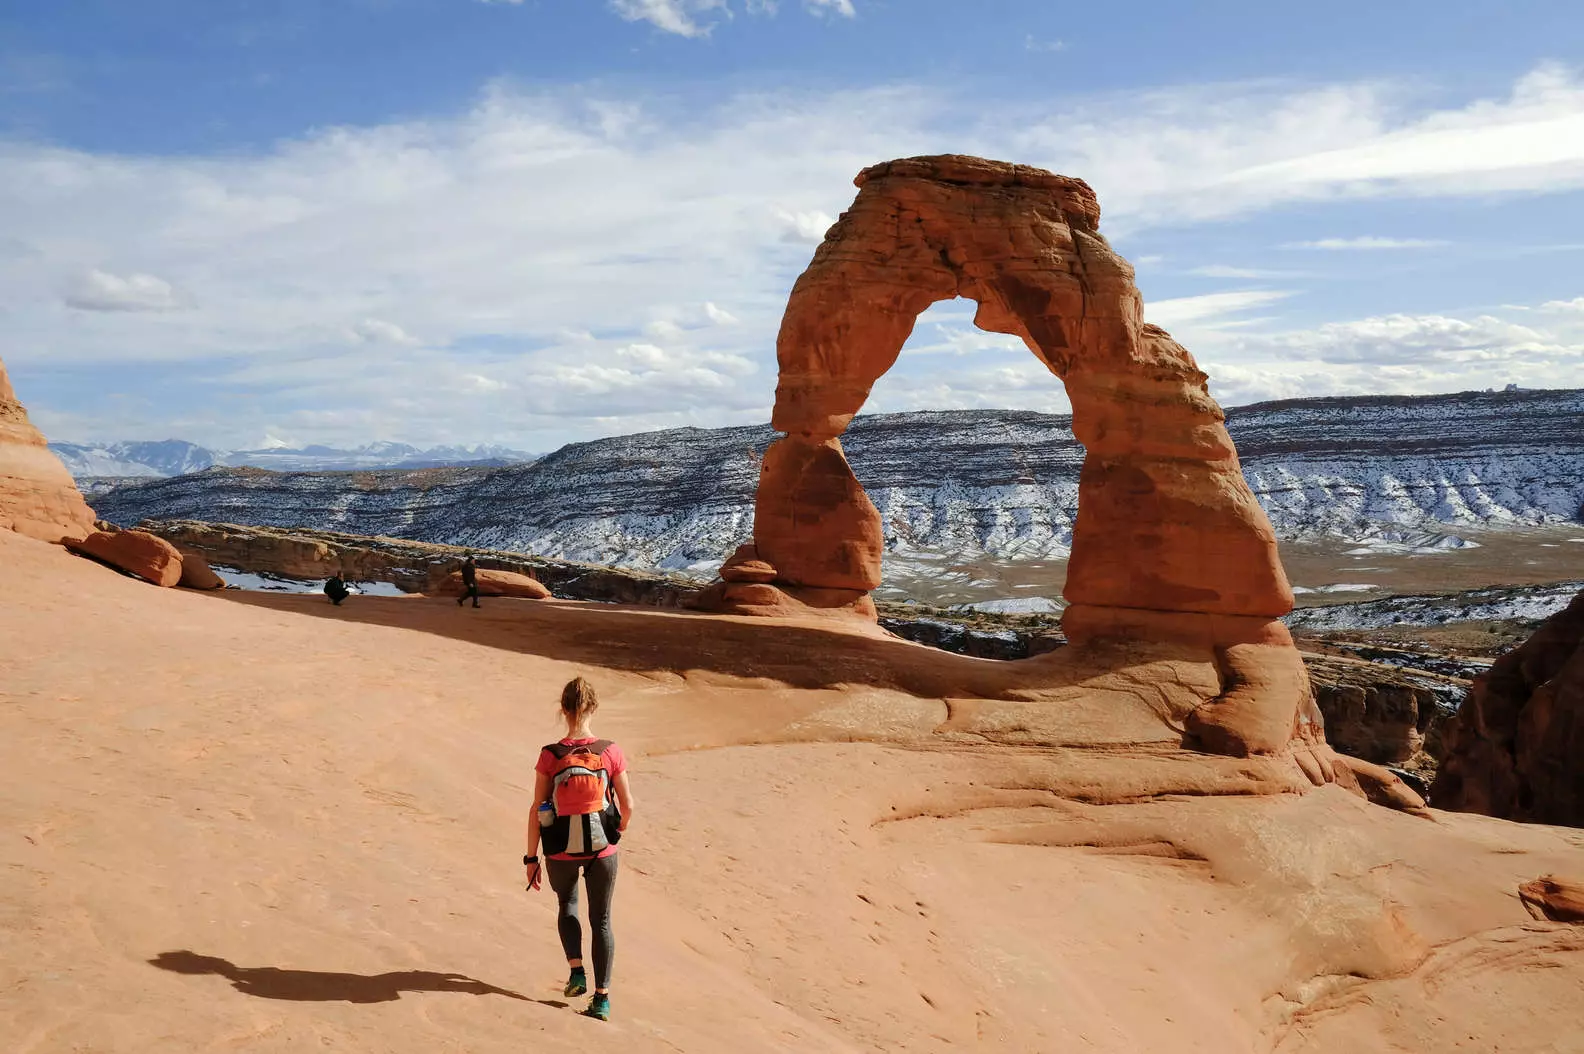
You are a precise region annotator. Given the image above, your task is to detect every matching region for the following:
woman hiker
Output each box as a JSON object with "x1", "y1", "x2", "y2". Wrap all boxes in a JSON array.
[{"x1": 524, "y1": 677, "x2": 633, "y2": 1021}]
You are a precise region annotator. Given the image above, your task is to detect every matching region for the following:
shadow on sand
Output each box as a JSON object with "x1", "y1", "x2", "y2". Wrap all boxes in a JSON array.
[
  {"x1": 214, "y1": 589, "x2": 1100, "y2": 701},
  {"x1": 148, "y1": 950, "x2": 559, "y2": 1006}
]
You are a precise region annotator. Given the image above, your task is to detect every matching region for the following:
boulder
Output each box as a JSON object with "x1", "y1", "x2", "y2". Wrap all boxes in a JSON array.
[
  {"x1": 434, "y1": 568, "x2": 551, "y2": 600},
  {"x1": 66, "y1": 530, "x2": 183, "y2": 587},
  {"x1": 177, "y1": 552, "x2": 226, "y2": 591},
  {"x1": 0, "y1": 355, "x2": 96, "y2": 543},
  {"x1": 1431, "y1": 590, "x2": 1584, "y2": 827},
  {"x1": 1519, "y1": 876, "x2": 1584, "y2": 923}
]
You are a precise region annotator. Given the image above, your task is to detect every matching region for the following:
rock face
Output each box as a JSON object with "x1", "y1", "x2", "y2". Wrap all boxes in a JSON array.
[
  {"x1": 700, "y1": 154, "x2": 1313, "y2": 761},
  {"x1": 432, "y1": 568, "x2": 550, "y2": 600},
  {"x1": 0, "y1": 355, "x2": 96, "y2": 543},
  {"x1": 1304, "y1": 654, "x2": 1456, "y2": 765},
  {"x1": 66, "y1": 530, "x2": 183, "y2": 587},
  {"x1": 1431, "y1": 590, "x2": 1584, "y2": 826}
]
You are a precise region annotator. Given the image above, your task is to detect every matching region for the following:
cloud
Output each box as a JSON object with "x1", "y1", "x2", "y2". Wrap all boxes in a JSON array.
[
  {"x1": 1541, "y1": 296, "x2": 1584, "y2": 312},
  {"x1": 64, "y1": 269, "x2": 183, "y2": 312},
  {"x1": 1285, "y1": 237, "x2": 1448, "y2": 250},
  {"x1": 608, "y1": 0, "x2": 724, "y2": 37},
  {"x1": 806, "y1": 0, "x2": 855, "y2": 16},
  {"x1": 772, "y1": 207, "x2": 836, "y2": 244},
  {"x1": 1146, "y1": 290, "x2": 1291, "y2": 328},
  {"x1": 8, "y1": 65, "x2": 1584, "y2": 448},
  {"x1": 704, "y1": 301, "x2": 738, "y2": 324},
  {"x1": 347, "y1": 318, "x2": 420, "y2": 345},
  {"x1": 1024, "y1": 35, "x2": 1066, "y2": 53}
]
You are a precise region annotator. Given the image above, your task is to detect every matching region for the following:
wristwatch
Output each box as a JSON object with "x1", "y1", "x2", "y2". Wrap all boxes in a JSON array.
[{"x1": 523, "y1": 854, "x2": 539, "y2": 865}]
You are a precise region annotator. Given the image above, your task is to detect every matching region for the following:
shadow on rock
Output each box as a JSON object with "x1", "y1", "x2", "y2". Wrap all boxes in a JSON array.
[{"x1": 148, "y1": 950, "x2": 549, "y2": 1005}]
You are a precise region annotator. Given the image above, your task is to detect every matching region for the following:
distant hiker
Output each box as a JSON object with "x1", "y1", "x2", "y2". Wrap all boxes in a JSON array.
[
  {"x1": 323, "y1": 574, "x2": 350, "y2": 606},
  {"x1": 523, "y1": 677, "x2": 633, "y2": 1022},
  {"x1": 457, "y1": 555, "x2": 480, "y2": 608}
]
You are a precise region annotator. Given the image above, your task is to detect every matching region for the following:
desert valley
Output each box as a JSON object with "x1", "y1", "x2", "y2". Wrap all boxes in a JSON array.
[{"x1": 4, "y1": 149, "x2": 1584, "y2": 1054}]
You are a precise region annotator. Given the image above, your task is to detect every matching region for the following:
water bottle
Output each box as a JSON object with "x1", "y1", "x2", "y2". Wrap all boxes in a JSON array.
[{"x1": 537, "y1": 800, "x2": 555, "y2": 828}]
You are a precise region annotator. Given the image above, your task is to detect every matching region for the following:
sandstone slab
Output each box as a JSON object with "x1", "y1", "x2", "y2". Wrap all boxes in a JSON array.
[
  {"x1": 66, "y1": 529, "x2": 183, "y2": 587},
  {"x1": 434, "y1": 568, "x2": 551, "y2": 600}
]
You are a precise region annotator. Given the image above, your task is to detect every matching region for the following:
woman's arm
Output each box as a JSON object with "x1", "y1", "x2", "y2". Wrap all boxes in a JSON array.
[
  {"x1": 527, "y1": 771, "x2": 552, "y2": 858},
  {"x1": 612, "y1": 770, "x2": 634, "y2": 832}
]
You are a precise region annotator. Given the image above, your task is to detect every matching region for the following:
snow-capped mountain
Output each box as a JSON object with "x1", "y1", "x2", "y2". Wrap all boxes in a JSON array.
[
  {"x1": 51, "y1": 439, "x2": 535, "y2": 477},
  {"x1": 90, "y1": 388, "x2": 1584, "y2": 578}
]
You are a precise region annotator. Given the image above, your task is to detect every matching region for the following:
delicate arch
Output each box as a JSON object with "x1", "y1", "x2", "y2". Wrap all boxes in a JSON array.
[{"x1": 730, "y1": 155, "x2": 1292, "y2": 634}]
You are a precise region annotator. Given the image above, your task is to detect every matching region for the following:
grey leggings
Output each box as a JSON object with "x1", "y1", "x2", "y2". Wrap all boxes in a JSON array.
[{"x1": 546, "y1": 854, "x2": 618, "y2": 989}]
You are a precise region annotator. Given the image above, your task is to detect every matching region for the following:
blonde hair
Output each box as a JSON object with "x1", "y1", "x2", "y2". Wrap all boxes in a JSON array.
[{"x1": 560, "y1": 677, "x2": 599, "y2": 723}]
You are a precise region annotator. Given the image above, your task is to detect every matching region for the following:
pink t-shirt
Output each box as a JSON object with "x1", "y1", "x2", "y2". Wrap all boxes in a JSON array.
[{"x1": 536, "y1": 738, "x2": 626, "y2": 860}]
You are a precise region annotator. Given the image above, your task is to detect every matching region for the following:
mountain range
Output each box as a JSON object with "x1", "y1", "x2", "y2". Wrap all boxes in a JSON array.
[
  {"x1": 88, "y1": 388, "x2": 1584, "y2": 586},
  {"x1": 50, "y1": 439, "x2": 536, "y2": 478}
]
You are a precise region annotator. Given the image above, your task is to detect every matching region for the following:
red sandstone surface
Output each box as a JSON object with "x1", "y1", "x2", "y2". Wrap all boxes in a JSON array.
[
  {"x1": 432, "y1": 568, "x2": 552, "y2": 600},
  {"x1": 5, "y1": 529, "x2": 1584, "y2": 1052},
  {"x1": 0, "y1": 355, "x2": 95, "y2": 544},
  {"x1": 65, "y1": 528, "x2": 185, "y2": 588}
]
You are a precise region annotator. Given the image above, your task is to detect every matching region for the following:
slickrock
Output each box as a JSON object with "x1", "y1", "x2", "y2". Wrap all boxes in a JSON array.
[
  {"x1": 1519, "y1": 875, "x2": 1584, "y2": 923},
  {"x1": 717, "y1": 543, "x2": 777, "y2": 584},
  {"x1": 0, "y1": 355, "x2": 96, "y2": 543},
  {"x1": 1432, "y1": 590, "x2": 1584, "y2": 826},
  {"x1": 433, "y1": 568, "x2": 550, "y2": 600},
  {"x1": 66, "y1": 529, "x2": 184, "y2": 587}
]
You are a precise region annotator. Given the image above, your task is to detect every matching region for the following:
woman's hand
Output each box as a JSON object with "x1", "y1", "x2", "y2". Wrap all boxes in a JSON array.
[{"x1": 525, "y1": 860, "x2": 542, "y2": 891}]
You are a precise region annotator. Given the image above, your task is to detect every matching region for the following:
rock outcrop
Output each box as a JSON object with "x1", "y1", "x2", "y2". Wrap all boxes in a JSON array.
[
  {"x1": 0, "y1": 355, "x2": 96, "y2": 543},
  {"x1": 703, "y1": 154, "x2": 1318, "y2": 765},
  {"x1": 66, "y1": 529, "x2": 184, "y2": 587},
  {"x1": 176, "y1": 552, "x2": 226, "y2": 591},
  {"x1": 432, "y1": 568, "x2": 550, "y2": 600},
  {"x1": 1520, "y1": 875, "x2": 1584, "y2": 923},
  {"x1": 1304, "y1": 653, "x2": 1454, "y2": 765},
  {"x1": 1431, "y1": 590, "x2": 1584, "y2": 826}
]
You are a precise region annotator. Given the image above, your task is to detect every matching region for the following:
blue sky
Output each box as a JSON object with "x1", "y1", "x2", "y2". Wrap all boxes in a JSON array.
[{"x1": 4, "y1": 0, "x2": 1583, "y2": 451}]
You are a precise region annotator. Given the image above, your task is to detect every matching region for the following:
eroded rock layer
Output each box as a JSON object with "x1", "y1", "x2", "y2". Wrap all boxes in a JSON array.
[
  {"x1": 1432, "y1": 590, "x2": 1584, "y2": 827},
  {"x1": 0, "y1": 356, "x2": 95, "y2": 543}
]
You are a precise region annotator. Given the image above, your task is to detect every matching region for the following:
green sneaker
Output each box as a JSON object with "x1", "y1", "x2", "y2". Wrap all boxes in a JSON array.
[
  {"x1": 563, "y1": 968, "x2": 587, "y2": 998},
  {"x1": 583, "y1": 994, "x2": 611, "y2": 1021}
]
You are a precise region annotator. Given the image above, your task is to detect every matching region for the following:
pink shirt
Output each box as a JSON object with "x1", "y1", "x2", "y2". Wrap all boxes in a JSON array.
[{"x1": 536, "y1": 738, "x2": 626, "y2": 860}]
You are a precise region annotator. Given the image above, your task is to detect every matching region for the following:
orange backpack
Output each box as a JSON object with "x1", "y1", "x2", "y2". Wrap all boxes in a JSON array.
[{"x1": 540, "y1": 740, "x2": 621, "y2": 857}]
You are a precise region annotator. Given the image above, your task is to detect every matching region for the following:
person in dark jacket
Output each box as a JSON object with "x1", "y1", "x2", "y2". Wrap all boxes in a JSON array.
[
  {"x1": 324, "y1": 573, "x2": 350, "y2": 606},
  {"x1": 457, "y1": 555, "x2": 480, "y2": 608}
]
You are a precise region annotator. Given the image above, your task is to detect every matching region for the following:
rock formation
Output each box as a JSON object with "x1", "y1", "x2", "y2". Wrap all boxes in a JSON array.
[
  {"x1": 66, "y1": 529, "x2": 184, "y2": 587},
  {"x1": 1305, "y1": 653, "x2": 1450, "y2": 765},
  {"x1": 704, "y1": 155, "x2": 1318, "y2": 763},
  {"x1": 432, "y1": 568, "x2": 550, "y2": 600},
  {"x1": 1431, "y1": 590, "x2": 1584, "y2": 826},
  {"x1": 1519, "y1": 875, "x2": 1584, "y2": 923},
  {"x1": 0, "y1": 354, "x2": 96, "y2": 543},
  {"x1": 176, "y1": 552, "x2": 226, "y2": 591}
]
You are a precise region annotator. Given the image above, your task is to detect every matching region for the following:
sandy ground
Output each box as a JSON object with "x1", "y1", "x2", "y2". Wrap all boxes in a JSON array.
[{"x1": 4, "y1": 530, "x2": 1584, "y2": 1052}]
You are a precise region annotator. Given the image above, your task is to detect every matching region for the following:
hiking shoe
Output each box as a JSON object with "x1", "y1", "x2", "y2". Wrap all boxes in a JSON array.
[
  {"x1": 563, "y1": 969, "x2": 587, "y2": 997},
  {"x1": 583, "y1": 994, "x2": 610, "y2": 1021}
]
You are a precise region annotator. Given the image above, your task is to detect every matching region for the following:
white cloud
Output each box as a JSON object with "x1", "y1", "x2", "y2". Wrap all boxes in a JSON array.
[
  {"x1": 1146, "y1": 290, "x2": 1291, "y2": 328},
  {"x1": 772, "y1": 207, "x2": 835, "y2": 244},
  {"x1": 806, "y1": 0, "x2": 855, "y2": 16},
  {"x1": 1286, "y1": 237, "x2": 1448, "y2": 250},
  {"x1": 64, "y1": 269, "x2": 182, "y2": 312},
  {"x1": 1024, "y1": 35, "x2": 1066, "y2": 53},
  {"x1": 9, "y1": 65, "x2": 1584, "y2": 448},
  {"x1": 704, "y1": 301, "x2": 738, "y2": 324},
  {"x1": 608, "y1": 0, "x2": 724, "y2": 37},
  {"x1": 1541, "y1": 296, "x2": 1584, "y2": 312},
  {"x1": 347, "y1": 318, "x2": 420, "y2": 345}
]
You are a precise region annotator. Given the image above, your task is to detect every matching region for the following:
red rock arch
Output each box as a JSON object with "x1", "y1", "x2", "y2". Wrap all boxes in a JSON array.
[
  {"x1": 705, "y1": 155, "x2": 1316, "y2": 759},
  {"x1": 725, "y1": 156, "x2": 1292, "y2": 627}
]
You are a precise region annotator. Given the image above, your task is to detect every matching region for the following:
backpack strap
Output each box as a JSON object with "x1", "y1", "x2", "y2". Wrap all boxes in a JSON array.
[{"x1": 544, "y1": 739, "x2": 614, "y2": 760}]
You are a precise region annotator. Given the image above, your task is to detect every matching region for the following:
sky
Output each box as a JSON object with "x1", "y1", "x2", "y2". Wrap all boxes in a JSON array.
[{"x1": 3, "y1": 0, "x2": 1583, "y2": 452}]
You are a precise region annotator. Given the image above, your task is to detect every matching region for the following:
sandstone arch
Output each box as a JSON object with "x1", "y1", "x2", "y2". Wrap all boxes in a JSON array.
[{"x1": 710, "y1": 155, "x2": 1315, "y2": 759}]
